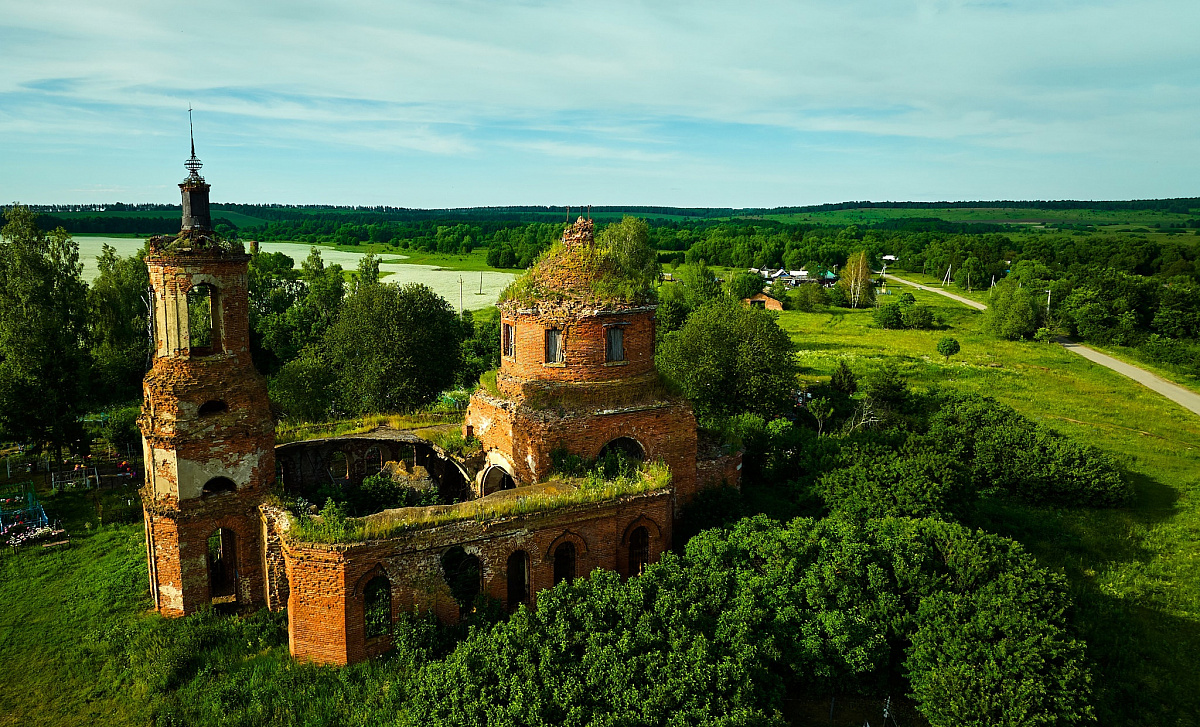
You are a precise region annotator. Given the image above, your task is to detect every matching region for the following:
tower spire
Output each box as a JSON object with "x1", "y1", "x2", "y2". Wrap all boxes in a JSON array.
[{"x1": 184, "y1": 106, "x2": 203, "y2": 179}]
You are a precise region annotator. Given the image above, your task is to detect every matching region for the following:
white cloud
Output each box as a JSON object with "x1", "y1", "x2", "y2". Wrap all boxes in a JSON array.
[{"x1": 1, "y1": 0, "x2": 1198, "y2": 203}]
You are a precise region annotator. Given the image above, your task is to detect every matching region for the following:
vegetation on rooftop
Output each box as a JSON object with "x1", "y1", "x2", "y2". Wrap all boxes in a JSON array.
[
  {"x1": 498, "y1": 216, "x2": 660, "y2": 307},
  {"x1": 291, "y1": 459, "x2": 671, "y2": 544}
]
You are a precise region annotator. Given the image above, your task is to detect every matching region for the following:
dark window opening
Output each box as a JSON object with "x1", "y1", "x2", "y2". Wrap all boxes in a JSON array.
[
  {"x1": 483, "y1": 465, "x2": 515, "y2": 494},
  {"x1": 553, "y1": 542, "x2": 576, "y2": 585},
  {"x1": 628, "y1": 526, "x2": 650, "y2": 576},
  {"x1": 187, "y1": 284, "x2": 220, "y2": 354},
  {"x1": 198, "y1": 399, "x2": 228, "y2": 417},
  {"x1": 202, "y1": 476, "x2": 237, "y2": 496},
  {"x1": 363, "y1": 574, "x2": 392, "y2": 639},
  {"x1": 441, "y1": 546, "x2": 481, "y2": 613},
  {"x1": 207, "y1": 528, "x2": 238, "y2": 600},
  {"x1": 507, "y1": 550, "x2": 530, "y2": 611},
  {"x1": 502, "y1": 322, "x2": 515, "y2": 358},
  {"x1": 328, "y1": 451, "x2": 349, "y2": 483},
  {"x1": 545, "y1": 327, "x2": 563, "y2": 363},
  {"x1": 364, "y1": 447, "x2": 384, "y2": 476},
  {"x1": 605, "y1": 326, "x2": 625, "y2": 362}
]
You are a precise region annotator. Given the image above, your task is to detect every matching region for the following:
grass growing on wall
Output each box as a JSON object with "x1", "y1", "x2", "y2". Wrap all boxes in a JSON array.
[{"x1": 293, "y1": 460, "x2": 673, "y2": 544}]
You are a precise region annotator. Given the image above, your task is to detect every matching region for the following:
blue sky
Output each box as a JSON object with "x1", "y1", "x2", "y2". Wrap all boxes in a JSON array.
[{"x1": 1, "y1": 0, "x2": 1197, "y2": 207}]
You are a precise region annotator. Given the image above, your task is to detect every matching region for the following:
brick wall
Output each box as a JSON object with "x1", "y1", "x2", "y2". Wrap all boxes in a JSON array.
[
  {"x1": 284, "y1": 489, "x2": 674, "y2": 665},
  {"x1": 144, "y1": 490, "x2": 266, "y2": 616},
  {"x1": 499, "y1": 308, "x2": 656, "y2": 385}
]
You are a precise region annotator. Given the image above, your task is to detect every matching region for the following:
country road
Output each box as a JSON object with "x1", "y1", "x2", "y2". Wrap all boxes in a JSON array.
[{"x1": 883, "y1": 273, "x2": 1200, "y2": 417}]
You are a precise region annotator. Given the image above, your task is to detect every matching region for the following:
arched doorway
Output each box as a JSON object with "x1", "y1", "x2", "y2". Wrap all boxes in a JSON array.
[
  {"x1": 628, "y1": 526, "x2": 650, "y2": 577},
  {"x1": 553, "y1": 542, "x2": 575, "y2": 585},
  {"x1": 363, "y1": 573, "x2": 391, "y2": 639},
  {"x1": 207, "y1": 528, "x2": 238, "y2": 602},
  {"x1": 441, "y1": 546, "x2": 481, "y2": 613},
  {"x1": 482, "y1": 465, "x2": 515, "y2": 494},
  {"x1": 598, "y1": 437, "x2": 644, "y2": 477},
  {"x1": 507, "y1": 550, "x2": 530, "y2": 611}
]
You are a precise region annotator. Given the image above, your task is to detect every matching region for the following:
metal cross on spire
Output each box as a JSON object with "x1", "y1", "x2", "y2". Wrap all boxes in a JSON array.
[{"x1": 184, "y1": 106, "x2": 203, "y2": 177}]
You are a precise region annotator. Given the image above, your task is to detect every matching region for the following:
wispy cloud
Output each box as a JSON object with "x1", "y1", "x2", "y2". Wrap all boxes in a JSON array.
[{"x1": 1, "y1": 0, "x2": 1197, "y2": 205}]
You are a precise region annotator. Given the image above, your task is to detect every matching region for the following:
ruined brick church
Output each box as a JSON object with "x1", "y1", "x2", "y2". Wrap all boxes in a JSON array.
[{"x1": 139, "y1": 148, "x2": 739, "y2": 665}]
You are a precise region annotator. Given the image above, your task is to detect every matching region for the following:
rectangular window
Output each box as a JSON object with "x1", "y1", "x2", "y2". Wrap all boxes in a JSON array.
[
  {"x1": 605, "y1": 326, "x2": 625, "y2": 362},
  {"x1": 545, "y1": 327, "x2": 563, "y2": 363},
  {"x1": 502, "y1": 323, "x2": 514, "y2": 358}
]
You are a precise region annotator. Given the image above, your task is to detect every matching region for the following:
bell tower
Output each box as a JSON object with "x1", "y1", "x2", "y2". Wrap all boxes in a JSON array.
[{"x1": 139, "y1": 128, "x2": 274, "y2": 616}]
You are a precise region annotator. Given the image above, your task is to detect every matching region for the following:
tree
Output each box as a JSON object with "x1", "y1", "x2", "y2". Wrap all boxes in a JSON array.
[
  {"x1": 88, "y1": 242, "x2": 150, "y2": 404},
  {"x1": 987, "y1": 279, "x2": 1042, "y2": 340},
  {"x1": 808, "y1": 396, "x2": 834, "y2": 435},
  {"x1": 355, "y1": 252, "x2": 381, "y2": 289},
  {"x1": 724, "y1": 270, "x2": 766, "y2": 300},
  {"x1": 937, "y1": 337, "x2": 961, "y2": 362},
  {"x1": 954, "y1": 255, "x2": 985, "y2": 291},
  {"x1": 838, "y1": 250, "x2": 874, "y2": 308},
  {"x1": 831, "y1": 360, "x2": 857, "y2": 396},
  {"x1": 789, "y1": 283, "x2": 828, "y2": 312},
  {"x1": 656, "y1": 299, "x2": 798, "y2": 419},
  {"x1": 0, "y1": 206, "x2": 91, "y2": 464},
  {"x1": 322, "y1": 282, "x2": 463, "y2": 414}
]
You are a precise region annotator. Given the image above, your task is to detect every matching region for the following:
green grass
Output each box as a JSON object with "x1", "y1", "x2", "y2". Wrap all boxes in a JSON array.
[
  {"x1": 0, "y1": 488, "x2": 151, "y2": 726},
  {"x1": 780, "y1": 284, "x2": 1200, "y2": 724},
  {"x1": 275, "y1": 411, "x2": 463, "y2": 444}
]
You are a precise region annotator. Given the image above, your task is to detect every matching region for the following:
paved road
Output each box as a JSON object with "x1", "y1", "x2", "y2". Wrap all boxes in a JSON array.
[{"x1": 884, "y1": 273, "x2": 1200, "y2": 416}]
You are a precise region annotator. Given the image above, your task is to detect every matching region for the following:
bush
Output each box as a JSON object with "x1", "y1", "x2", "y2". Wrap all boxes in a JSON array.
[
  {"x1": 937, "y1": 337, "x2": 961, "y2": 362},
  {"x1": 826, "y1": 284, "x2": 850, "y2": 307},
  {"x1": 927, "y1": 393, "x2": 1130, "y2": 507},
  {"x1": 900, "y1": 304, "x2": 934, "y2": 329},
  {"x1": 874, "y1": 302, "x2": 904, "y2": 329},
  {"x1": 817, "y1": 443, "x2": 972, "y2": 520},
  {"x1": 789, "y1": 284, "x2": 828, "y2": 312}
]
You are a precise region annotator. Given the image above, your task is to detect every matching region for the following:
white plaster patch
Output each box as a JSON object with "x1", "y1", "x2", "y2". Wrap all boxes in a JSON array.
[
  {"x1": 159, "y1": 583, "x2": 183, "y2": 611},
  {"x1": 177, "y1": 449, "x2": 262, "y2": 500}
]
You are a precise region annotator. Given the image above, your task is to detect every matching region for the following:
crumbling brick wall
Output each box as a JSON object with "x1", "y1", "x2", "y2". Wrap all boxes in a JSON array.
[{"x1": 284, "y1": 489, "x2": 673, "y2": 665}]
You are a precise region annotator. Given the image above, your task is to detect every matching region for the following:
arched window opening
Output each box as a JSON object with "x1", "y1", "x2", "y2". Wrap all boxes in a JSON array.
[
  {"x1": 328, "y1": 450, "x2": 349, "y2": 483},
  {"x1": 598, "y1": 437, "x2": 644, "y2": 478},
  {"x1": 482, "y1": 465, "x2": 515, "y2": 494},
  {"x1": 628, "y1": 526, "x2": 650, "y2": 577},
  {"x1": 198, "y1": 399, "x2": 228, "y2": 417},
  {"x1": 363, "y1": 447, "x2": 384, "y2": 477},
  {"x1": 202, "y1": 476, "x2": 236, "y2": 497},
  {"x1": 187, "y1": 284, "x2": 220, "y2": 355},
  {"x1": 441, "y1": 546, "x2": 481, "y2": 612},
  {"x1": 207, "y1": 528, "x2": 238, "y2": 601},
  {"x1": 553, "y1": 542, "x2": 576, "y2": 586},
  {"x1": 363, "y1": 574, "x2": 392, "y2": 640},
  {"x1": 507, "y1": 550, "x2": 530, "y2": 611}
]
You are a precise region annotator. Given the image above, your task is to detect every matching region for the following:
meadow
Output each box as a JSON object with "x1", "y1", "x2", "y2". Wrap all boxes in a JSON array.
[{"x1": 780, "y1": 284, "x2": 1200, "y2": 725}]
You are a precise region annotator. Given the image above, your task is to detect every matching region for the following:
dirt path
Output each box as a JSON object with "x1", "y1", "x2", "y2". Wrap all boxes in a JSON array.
[
  {"x1": 884, "y1": 273, "x2": 1200, "y2": 417},
  {"x1": 882, "y1": 273, "x2": 987, "y2": 310}
]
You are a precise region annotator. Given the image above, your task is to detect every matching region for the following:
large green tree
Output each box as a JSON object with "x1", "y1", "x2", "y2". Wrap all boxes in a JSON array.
[
  {"x1": 88, "y1": 242, "x2": 150, "y2": 405},
  {"x1": 298, "y1": 282, "x2": 462, "y2": 415},
  {"x1": 657, "y1": 299, "x2": 798, "y2": 419},
  {"x1": 0, "y1": 206, "x2": 92, "y2": 460}
]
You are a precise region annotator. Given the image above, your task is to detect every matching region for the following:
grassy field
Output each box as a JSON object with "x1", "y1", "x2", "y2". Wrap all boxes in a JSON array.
[{"x1": 780, "y1": 284, "x2": 1200, "y2": 725}]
